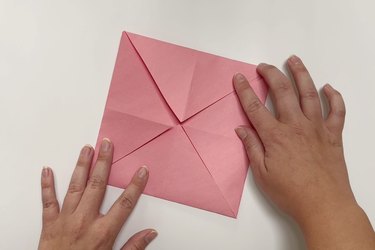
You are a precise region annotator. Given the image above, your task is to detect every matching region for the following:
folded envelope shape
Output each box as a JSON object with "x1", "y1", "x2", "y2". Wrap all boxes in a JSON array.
[{"x1": 95, "y1": 31, "x2": 268, "y2": 217}]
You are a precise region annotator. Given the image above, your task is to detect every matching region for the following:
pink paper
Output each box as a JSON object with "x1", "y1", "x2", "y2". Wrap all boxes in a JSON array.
[{"x1": 95, "y1": 32, "x2": 268, "y2": 217}]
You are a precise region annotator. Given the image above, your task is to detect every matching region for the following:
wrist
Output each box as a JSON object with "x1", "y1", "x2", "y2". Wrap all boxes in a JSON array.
[
  {"x1": 295, "y1": 199, "x2": 375, "y2": 249},
  {"x1": 295, "y1": 198, "x2": 359, "y2": 232}
]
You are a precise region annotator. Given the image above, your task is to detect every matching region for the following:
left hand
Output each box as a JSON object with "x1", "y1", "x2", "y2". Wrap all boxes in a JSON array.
[{"x1": 38, "y1": 138, "x2": 157, "y2": 250}]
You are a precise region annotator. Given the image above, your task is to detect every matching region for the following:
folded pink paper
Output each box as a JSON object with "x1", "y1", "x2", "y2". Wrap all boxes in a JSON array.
[{"x1": 95, "y1": 31, "x2": 268, "y2": 217}]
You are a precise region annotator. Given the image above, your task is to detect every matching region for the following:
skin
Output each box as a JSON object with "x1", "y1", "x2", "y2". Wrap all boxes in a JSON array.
[
  {"x1": 39, "y1": 55, "x2": 375, "y2": 249},
  {"x1": 233, "y1": 55, "x2": 375, "y2": 249},
  {"x1": 38, "y1": 139, "x2": 157, "y2": 250}
]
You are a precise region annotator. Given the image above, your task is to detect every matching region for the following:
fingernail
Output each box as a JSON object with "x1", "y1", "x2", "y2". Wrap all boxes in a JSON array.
[
  {"x1": 81, "y1": 144, "x2": 92, "y2": 157},
  {"x1": 145, "y1": 230, "x2": 158, "y2": 243},
  {"x1": 257, "y1": 63, "x2": 268, "y2": 68},
  {"x1": 42, "y1": 167, "x2": 49, "y2": 177},
  {"x1": 138, "y1": 166, "x2": 148, "y2": 179},
  {"x1": 101, "y1": 138, "x2": 111, "y2": 152},
  {"x1": 235, "y1": 127, "x2": 248, "y2": 140},
  {"x1": 325, "y1": 83, "x2": 332, "y2": 90},
  {"x1": 234, "y1": 73, "x2": 245, "y2": 82},
  {"x1": 289, "y1": 55, "x2": 300, "y2": 64}
]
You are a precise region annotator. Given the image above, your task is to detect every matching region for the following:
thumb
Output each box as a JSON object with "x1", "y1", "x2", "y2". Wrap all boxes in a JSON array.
[{"x1": 121, "y1": 229, "x2": 158, "y2": 250}]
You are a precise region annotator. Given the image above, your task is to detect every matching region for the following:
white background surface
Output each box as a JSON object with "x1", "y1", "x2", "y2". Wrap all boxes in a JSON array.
[{"x1": 1, "y1": 1, "x2": 374, "y2": 249}]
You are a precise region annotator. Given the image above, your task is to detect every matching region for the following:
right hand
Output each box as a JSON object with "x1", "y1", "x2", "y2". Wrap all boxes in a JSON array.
[
  {"x1": 233, "y1": 55, "x2": 375, "y2": 249},
  {"x1": 233, "y1": 56, "x2": 354, "y2": 221}
]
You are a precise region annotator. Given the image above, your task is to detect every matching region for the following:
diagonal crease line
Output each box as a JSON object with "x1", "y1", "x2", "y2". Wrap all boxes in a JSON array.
[
  {"x1": 182, "y1": 124, "x2": 238, "y2": 141},
  {"x1": 106, "y1": 108, "x2": 173, "y2": 164},
  {"x1": 106, "y1": 106, "x2": 173, "y2": 128},
  {"x1": 182, "y1": 125, "x2": 244, "y2": 213},
  {"x1": 180, "y1": 125, "x2": 236, "y2": 215},
  {"x1": 125, "y1": 32, "x2": 180, "y2": 123},
  {"x1": 181, "y1": 54, "x2": 198, "y2": 121},
  {"x1": 112, "y1": 125, "x2": 174, "y2": 165},
  {"x1": 181, "y1": 90, "x2": 235, "y2": 124},
  {"x1": 181, "y1": 74, "x2": 263, "y2": 123}
]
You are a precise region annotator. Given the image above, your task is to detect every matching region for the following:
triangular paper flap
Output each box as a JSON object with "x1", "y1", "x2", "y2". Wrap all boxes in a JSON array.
[
  {"x1": 106, "y1": 32, "x2": 177, "y2": 127},
  {"x1": 181, "y1": 93, "x2": 256, "y2": 215},
  {"x1": 182, "y1": 126, "x2": 248, "y2": 215},
  {"x1": 182, "y1": 93, "x2": 250, "y2": 136},
  {"x1": 97, "y1": 109, "x2": 172, "y2": 163},
  {"x1": 127, "y1": 32, "x2": 260, "y2": 122},
  {"x1": 109, "y1": 125, "x2": 235, "y2": 217},
  {"x1": 126, "y1": 32, "x2": 197, "y2": 122},
  {"x1": 183, "y1": 54, "x2": 261, "y2": 120}
]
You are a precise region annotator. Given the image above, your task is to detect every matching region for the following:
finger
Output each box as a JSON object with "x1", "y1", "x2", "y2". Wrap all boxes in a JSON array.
[
  {"x1": 233, "y1": 73, "x2": 277, "y2": 137},
  {"x1": 78, "y1": 138, "x2": 113, "y2": 213},
  {"x1": 106, "y1": 166, "x2": 148, "y2": 231},
  {"x1": 41, "y1": 167, "x2": 59, "y2": 226},
  {"x1": 62, "y1": 145, "x2": 93, "y2": 214},
  {"x1": 235, "y1": 126, "x2": 267, "y2": 180},
  {"x1": 287, "y1": 55, "x2": 322, "y2": 121},
  {"x1": 324, "y1": 84, "x2": 346, "y2": 134},
  {"x1": 257, "y1": 63, "x2": 302, "y2": 122},
  {"x1": 121, "y1": 229, "x2": 158, "y2": 250}
]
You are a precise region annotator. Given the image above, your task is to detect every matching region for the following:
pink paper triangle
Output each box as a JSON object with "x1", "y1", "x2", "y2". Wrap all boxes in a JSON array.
[
  {"x1": 183, "y1": 53, "x2": 260, "y2": 120},
  {"x1": 126, "y1": 32, "x2": 262, "y2": 122},
  {"x1": 126, "y1": 32, "x2": 197, "y2": 122},
  {"x1": 106, "y1": 32, "x2": 177, "y2": 127},
  {"x1": 98, "y1": 109, "x2": 172, "y2": 162},
  {"x1": 109, "y1": 125, "x2": 235, "y2": 217},
  {"x1": 182, "y1": 93, "x2": 252, "y2": 215},
  {"x1": 182, "y1": 126, "x2": 248, "y2": 215}
]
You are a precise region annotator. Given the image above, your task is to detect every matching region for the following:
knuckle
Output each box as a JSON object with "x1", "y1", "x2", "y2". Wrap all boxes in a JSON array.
[
  {"x1": 245, "y1": 143, "x2": 257, "y2": 153},
  {"x1": 67, "y1": 182, "x2": 84, "y2": 195},
  {"x1": 334, "y1": 108, "x2": 346, "y2": 118},
  {"x1": 268, "y1": 127, "x2": 286, "y2": 143},
  {"x1": 245, "y1": 99, "x2": 262, "y2": 114},
  {"x1": 330, "y1": 139, "x2": 343, "y2": 148},
  {"x1": 275, "y1": 78, "x2": 291, "y2": 93},
  {"x1": 327, "y1": 134, "x2": 343, "y2": 148},
  {"x1": 243, "y1": 137, "x2": 257, "y2": 152},
  {"x1": 93, "y1": 226, "x2": 112, "y2": 243},
  {"x1": 325, "y1": 131, "x2": 343, "y2": 149},
  {"x1": 43, "y1": 199, "x2": 58, "y2": 209},
  {"x1": 72, "y1": 214, "x2": 85, "y2": 227},
  {"x1": 41, "y1": 182, "x2": 50, "y2": 190},
  {"x1": 301, "y1": 89, "x2": 318, "y2": 100},
  {"x1": 290, "y1": 122, "x2": 305, "y2": 136},
  {"x1": 118, "y1": 193, "x2": 135, "y2": 210},
  {"x1": 88, "y1": 175, "x2": 106, "y2": 190},
  {"x1": 130, "y1": 243, "x2": 144, "y2": 250},
  {"x1": 40, "y1": 230, "x2": 54, "y2": 241}
]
